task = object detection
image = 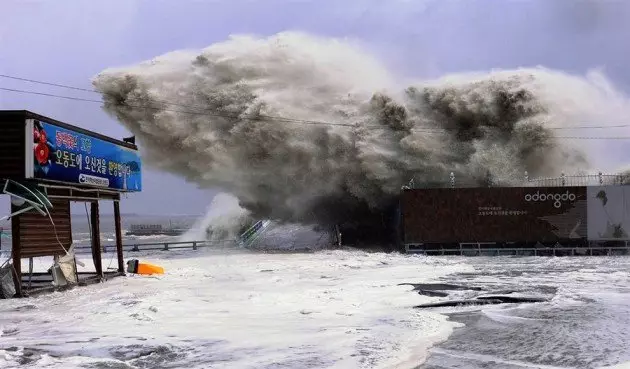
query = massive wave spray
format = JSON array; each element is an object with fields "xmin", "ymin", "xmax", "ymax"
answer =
[{"xmin": 92, "ymin": 32, "xmax": 630, "ymax": 247}]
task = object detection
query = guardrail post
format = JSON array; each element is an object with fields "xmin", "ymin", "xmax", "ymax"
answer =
[
  {"xmin": 164, "ymin": 243, "xmax": 169, "ymax": 251},
  {"xmin": 132, "ymin": 245, "xmax": 139, "ymax": 252},
  {"xmin": 192, "ymin": 241, "xmax": 197, "ymax": 250}
]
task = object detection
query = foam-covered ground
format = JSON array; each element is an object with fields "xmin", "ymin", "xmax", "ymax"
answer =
[
  {"xmin": 0, "ymin": 249, "xmax": 468, "ymax": 369},
  {"xmin": 4, "ymin": 245, "xmax": 630, "ymax": 369},
  {"xmin": 420, "ymin": 256, "xmax": 630, "ymax": 369}
]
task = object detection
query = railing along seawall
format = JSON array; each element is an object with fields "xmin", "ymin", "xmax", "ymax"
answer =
[{"xmin": 69, "ymin": 219, "xmax": 273, "ymax": 254}]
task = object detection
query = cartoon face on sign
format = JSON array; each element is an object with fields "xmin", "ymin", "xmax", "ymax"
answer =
[{"xmin": 33, "ymin": 120, "xmax": 54, "ymax": 175}]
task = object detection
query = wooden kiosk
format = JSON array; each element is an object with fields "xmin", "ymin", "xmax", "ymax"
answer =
[{"xmin": 0, "ymin": 110, "xmax": 142, "ymax": 297}]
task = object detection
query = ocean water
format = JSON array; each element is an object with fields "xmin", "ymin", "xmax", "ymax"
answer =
[
  {"xmin": 0, "ymin": 248, "xmax": 468, "ymax": 369},
  {"xmin": 419, "ymin": 257, "xmax": 630, "ymax": 369},
  {"xmin": 0, "ymin": 214, "xmax": 199, "ymax": 277},
  {"xmin": 1, "ymin": 221, "xmax": 630, "ymax": 368},
  {"xmin": 0, "ymin": 214, "xmax": 198, "ymax": 255}
]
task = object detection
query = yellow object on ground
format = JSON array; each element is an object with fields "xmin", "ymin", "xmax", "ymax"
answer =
[
  {"xmin": 137, "ymin": 262, "xmax": 164, "ymax": 275},
  {"xmin": 126, "ymin": 259, "xmax": 165, "ymax": 275}
]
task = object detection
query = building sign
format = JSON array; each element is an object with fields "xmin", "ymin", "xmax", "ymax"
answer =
[
  {"xmin": 402, "ymin": 186, "xmax": 588, "ymax": 244},
  {"xmin": 26, "ymin": 119, "xmax": 142, "ymax": 191}
]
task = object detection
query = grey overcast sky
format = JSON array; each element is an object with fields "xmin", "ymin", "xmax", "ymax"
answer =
[{"xmin": 1, "ymin": 0, "xmax": 630, "ymax": 216}]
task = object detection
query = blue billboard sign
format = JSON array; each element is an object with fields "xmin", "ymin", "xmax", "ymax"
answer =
[{"xmin": 28, "ymin": 119, "xmax": 142, "ymax": 192}]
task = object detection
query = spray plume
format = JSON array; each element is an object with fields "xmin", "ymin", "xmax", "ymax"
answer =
[
  {"xmin": 178, "ymin": 193, "xmax": 251, "ymax": 244},
  {"xmin": 92, "ymin": 32, "xmax": 630, "ymax": 245}
]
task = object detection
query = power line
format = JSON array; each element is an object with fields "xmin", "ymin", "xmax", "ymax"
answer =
[
  {"xmin": 0, "ymin": 74, "xmax": 358, "ymax": 126},
  {"xmin": 0, "ymin": 73, "xmax": 247, "ymax": 114},
  {"xmin": 1, "ymin": 77, "xmax": 630, "ymax": 140},
  {"xmin": 0, "ymin": 87, "xmax": 103, "ymax": 103},
  {"xmin": 4, "ymin": 73, "xmax": 630, "ymax": 131},
  {"xmin": 0, "ymin": 74, "xmax": 97, "ymax": 94},
  {"xmin": 0, "ymin": 86, "xmax": 357, "ymax": 127}
]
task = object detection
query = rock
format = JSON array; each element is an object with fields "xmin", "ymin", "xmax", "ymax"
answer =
[
  {"xmin": 413, "ymin": 295, "xmax": 549, "ymax": 309},
  {"xmin": 398, "ymin": 283, "xmax": 483, "ymax": 291},
  {"xmin": 417, "ymin": 289, "xmax": 449, "ymax": 297}
]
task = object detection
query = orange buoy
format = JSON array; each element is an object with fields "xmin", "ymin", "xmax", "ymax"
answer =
[{"xmin": 126, "ymin": 259, "xmax": 164, "ymax": 275}]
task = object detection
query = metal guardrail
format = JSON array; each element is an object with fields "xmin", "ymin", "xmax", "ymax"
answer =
[
  {"xmin": 403, "ymin": 172, "xmax": 627, "ymax": 189},
  {"xmin": 71, "ymin": 239, "xmax": 234, "ymax": 253},
  {"xmin": 64, "ymin": 219, "xmax": 274, "ymax": 254},
  {"xmin": 405, "ymin": 245, "xmax": 630, "ymax": 256},
  {"xmin": 526, "ymin": 173, "xmax": 626, "ymax": 187},
  {"xmin": 0, "ymin": 220, "xmax": 274, "ymax": 257},
  {"xmin": 238, "ymin": 220, "xmax": 272, "ymax": 248}
]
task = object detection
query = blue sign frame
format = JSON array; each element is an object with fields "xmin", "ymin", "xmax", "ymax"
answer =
[{"xmin": 28, "ymin": 119, "xmax": 142, "ymax": 192}]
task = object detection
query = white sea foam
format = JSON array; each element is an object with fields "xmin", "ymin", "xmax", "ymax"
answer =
[
  {"xmin": 420, "ymin": 256, "xmax": 630, "ymax": 369},
  {"xmin": 1, "ymin": 250, "xmax": 470, "ymax": 368},
  {"xmin": 93, "ymin": 31, "xmax": 630, "ymax": 241}
]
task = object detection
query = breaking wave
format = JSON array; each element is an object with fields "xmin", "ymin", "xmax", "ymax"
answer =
[
  {"xmin": 178, "ymin": 193, "xmax": 252, "ymax": 243},
  {"xmin": 92, "ymin": 32, "xmax": 630, "ymax": 245}
]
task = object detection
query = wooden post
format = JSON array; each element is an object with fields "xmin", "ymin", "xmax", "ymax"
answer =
[
  {"xmin": 90, "ymin": 201, "xmax": 103, "ymax": 278},
  {"xmin": 28, "ymin": 258, "xmax": 33, "ymax": 289},
  {"xmin": 11, "ymin": 204, "xmax": 22, "ymax": 297},
  {"xmin": 113, "ymin": 200, "xmax": 124, "ymax": 273}
]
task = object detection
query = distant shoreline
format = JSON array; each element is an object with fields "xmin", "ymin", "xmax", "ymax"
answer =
[{"xmin": 71, "ymin": 213, "xmax": 202, "ymax": 218}]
